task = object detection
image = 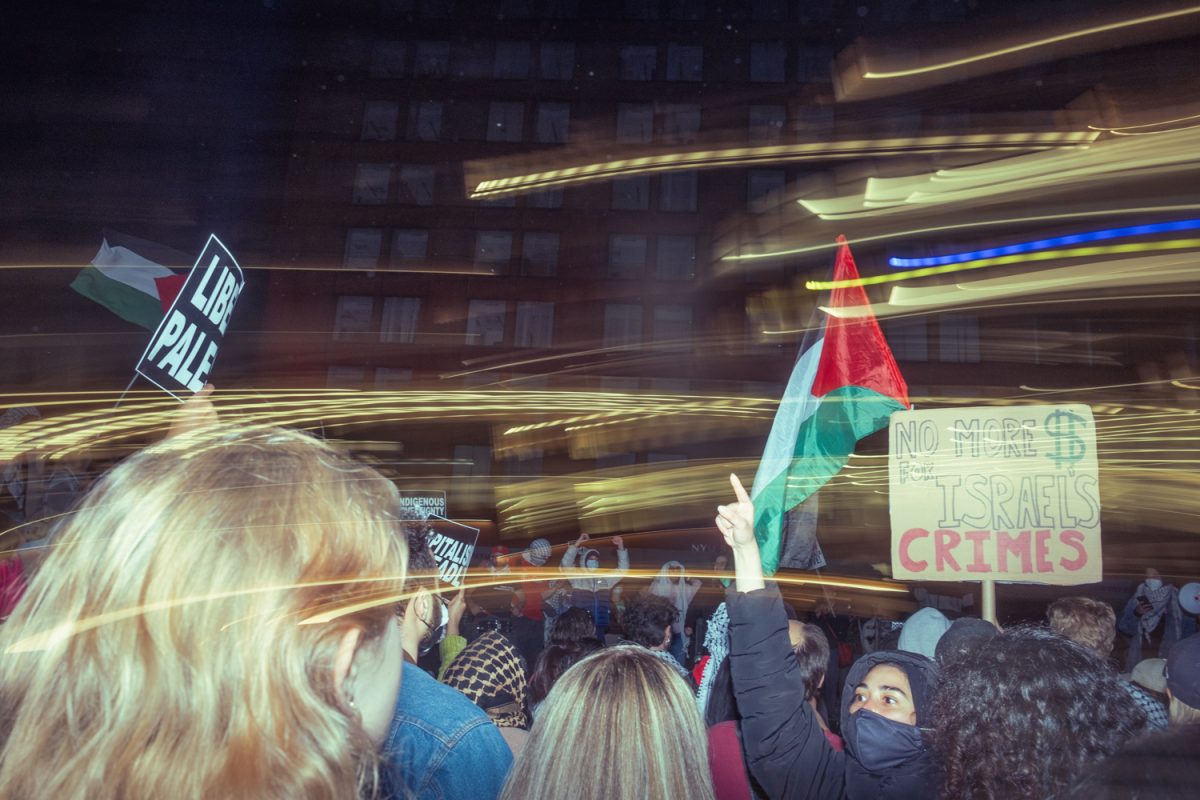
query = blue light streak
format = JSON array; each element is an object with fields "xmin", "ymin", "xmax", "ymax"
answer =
[{"xmin": 888, "ymin": 219, "xmax": 1200, "ymax": 268}]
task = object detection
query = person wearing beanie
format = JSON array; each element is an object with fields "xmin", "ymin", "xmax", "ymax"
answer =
[
  {"xmin": 1166, "ymin": 632, "xmax": 1200, "ymax": 726},
  {"xmin": 933, "ymin": 617, "xmax": 997, "ymax": 665},
  {"xmin": 897, "ymin": 607, "xmax": 951, "ymax": 660},
  {"xmin": 509, "ymin": 538, "xmax": 558, "ymax": 669}
]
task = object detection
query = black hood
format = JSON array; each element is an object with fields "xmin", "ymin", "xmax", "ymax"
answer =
[{"xmin": 839, "ymin": 649, "xmax": 939, "ymax": 759}]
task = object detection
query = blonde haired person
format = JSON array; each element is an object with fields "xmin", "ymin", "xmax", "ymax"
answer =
[
  {"xmin": 0, "ymin": 427, "xmax": 409, "ymax": 800},
  {"xmin": 499, "ymin": 645, "xmax": 716, "ymax": 800}
]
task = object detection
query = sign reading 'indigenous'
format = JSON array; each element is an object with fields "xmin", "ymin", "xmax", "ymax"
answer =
[
  {"xmin": 135, "ymin": 235, "xmax": 244, "ymax": 399},
  {"xmin": 889, "ymin": 405, "xmax": 1101, "ymax": 585}
]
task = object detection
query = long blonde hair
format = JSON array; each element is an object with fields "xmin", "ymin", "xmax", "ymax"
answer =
[
  {"xmin": 0, "ymin": 427, "xmax": 408, "ymax": 800},
  {"xmin": 500, "ymin": 646, "xmax": 716, "ymax": 800}
]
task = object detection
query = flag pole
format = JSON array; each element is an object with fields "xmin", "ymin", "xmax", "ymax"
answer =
[
  {"xmin": 981, "ymin": 579, "xmax": 997, "ymax": 625},
  {"xmin": 113, "ymin": 373, "xmax": 139, "ymax": 409}
]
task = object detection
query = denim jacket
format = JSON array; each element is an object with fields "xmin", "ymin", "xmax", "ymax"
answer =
[{"xmin": 382, "ymin": 661, "xmax": 513, "ymax": 800}]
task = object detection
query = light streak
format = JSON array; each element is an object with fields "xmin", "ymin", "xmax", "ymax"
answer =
[
  {"xmin": 1088, "ymin": 112, "xmax": 1200, "ymax": 132},
  {"xmin": 467, "ymin": 132, "xmax": 1097, "ymax": 198},
  {"xmin": 807, "ymin": 239, "xmax": 1200, "ymax": 290},
  {"xmin": 888, "ymin": 220, "xmax": 1200, "ymax": 268},
  {"xmin": 860, "ymin": 6, "xmax": 1200, "ymax": 79}
]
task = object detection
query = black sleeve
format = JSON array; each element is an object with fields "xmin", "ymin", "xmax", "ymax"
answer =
[{"xmin": 727, "ymin": 584, "xmax": 846, "ymax": 800}]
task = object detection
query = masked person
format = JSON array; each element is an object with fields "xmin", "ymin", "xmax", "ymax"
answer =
[
  {"xmin": 714, "ymin": 474, "xmax": 939, "ymax": 800},
  {"xmin": 1119, "ymin": 568, "xmax": 1187, "ymax": 671},
  {"xmin": 650, "ymin": 560, "xmax": 702, "ymax": 667},
  {"xmin": 560, "ymin": 533, "xmax": 628, "ymax": 641}
]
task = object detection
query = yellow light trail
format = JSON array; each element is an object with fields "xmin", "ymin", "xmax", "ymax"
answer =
[
  {"xmin": 804, "ymin": 238, "xmax": 1200, "ymax": 290},
  {"xmin": 1089, "ymin": 112, "xmax": 1200, "ymax": 132},
  {"xmin": 861, "ymin": 6, "xmax": 1200, "ymax": 79},
  {"xmin": 467, "ymin": 132, "xmax": 1097, "ymax": 198}
]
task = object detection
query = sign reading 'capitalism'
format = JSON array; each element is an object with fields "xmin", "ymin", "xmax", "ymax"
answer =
[
  {"xmin": 135, "ymin": 235, "xmax": 244, "ymax": 399},
  {"xmin": 889, "ymin": 405, "xmax": 1101, "ymax": 585}
]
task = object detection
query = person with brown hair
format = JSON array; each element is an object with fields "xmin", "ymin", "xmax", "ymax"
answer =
[
  {"xmin": 0, "ymin": 426, "xmax": 409, "ymax": 800},
  {"xmin": 499, "ymin": 646, "xmax": 716, "ymax": 800}
]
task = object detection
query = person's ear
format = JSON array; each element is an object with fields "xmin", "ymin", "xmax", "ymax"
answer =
[
  {"xmin": 409, "ymin": 587, "xmax": 432, "ymax": 627},
  {"xmin": 334, "ymin": 627, "xmax": 364, "ymax": 702},
  {"xmin": 663, "ymin": 626, "xmax": 672, "ymax": 647},
  {"xmin": 817, "ymin": 674, "xmax": 826, "ymax": 690}
]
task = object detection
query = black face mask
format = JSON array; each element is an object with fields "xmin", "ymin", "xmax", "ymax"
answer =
[{"xmin": 849, "ymin": 709, "xmax": 927, "ymax": 772}]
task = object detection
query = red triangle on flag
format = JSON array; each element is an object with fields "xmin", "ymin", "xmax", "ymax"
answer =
[
  {"xmin": 154, "ymin": 274, "xmax": 187, "ymax": 314},
  {"xmin": 810, "ymin": 236, "xmax": 910, "ymax": 407}
]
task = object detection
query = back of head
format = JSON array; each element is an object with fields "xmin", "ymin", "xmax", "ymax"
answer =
[
  {"xmin": 528, "ymin": 644, "xmax": 583, "ymax": 709},
  {"xmin": 1047, "ymin": 596, "xmax": 1116, "ymax": 659},
  {"xmin": 549, "ymin": 607, "xmax": 596, "ymax": 646},
  {"xmin": 501, "ymin": 646, "xmax": 715, "ymax": 800},
  {"xmin": 789, "ymin": 621, "xmax": 830, "ymax": 703},
  {"xmin": 1167, "ymin": 633, "xmax": 1200, "ymax": 724},
  {"xmin": 1063, "ymin": 723, "xmax": 1200, "ymax": 800},
  {"xmin": 0, "ymin": 427, "xmax": 408, "ymax": 800},
  {"xmin": 443, "ymin": 631, "xmax": 528, "ymax": 729},
  {"xmin": 932, "ymin": 625, "xmax": 1148, "ymax": 800},
  {"xmin": 934, "ymin": 617, "xmax": 998, "ymax": 666},
  {"xmin": 897, "ymin": 607, "xmax": 951, "ymax": 660},
  {"xmin": 622, "ymin": 592, "xmax": 677, "ymax": 648}
]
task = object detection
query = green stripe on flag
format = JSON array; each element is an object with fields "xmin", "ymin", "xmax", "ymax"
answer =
[
  {"xmin": 70, "ymin": 267, "xmax": 164, "ymax": 330},
  {"xmin": 753, "ymin": 385, "xmax": 907, "ymax": 575}
]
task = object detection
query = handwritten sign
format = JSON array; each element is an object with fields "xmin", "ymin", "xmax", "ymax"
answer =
[
  {"xmin": 889, "ymin": 405, "xmax": 1101, "ymax": 585},
  {"xmin": 135, "ymin": 235, "xmax": 244, "ymax": 399}
]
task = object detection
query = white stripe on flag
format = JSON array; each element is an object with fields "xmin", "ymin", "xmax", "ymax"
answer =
[
  {"xmin": 750, "ymin": 337, "xmax": 825, "ymax": 504},
  {"xmin": 90, "ymin": 239, "xmax": 175, "ymax": 298}
]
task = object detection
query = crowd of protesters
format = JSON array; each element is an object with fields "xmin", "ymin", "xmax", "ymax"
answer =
[{"xmin": 0, "ymin": 420, "xmax": 1198, "ymax": 799}]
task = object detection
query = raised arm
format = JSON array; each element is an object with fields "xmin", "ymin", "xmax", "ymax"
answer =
[
  {"xmin": 609, "ymin": 535, "xmax": 630, "ymax": 586},
  {"xmin": 717, "ymin": 474, "xmax": 845, "ymax": 800}
]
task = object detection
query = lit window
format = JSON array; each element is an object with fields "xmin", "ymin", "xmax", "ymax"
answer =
[
  {"xmin": 535, "ymin": 102, "xmax": 570, "ymax": 143},
  {"xmin": 474, "ymin": 231, "xmax": 513, "ymax": 272},
  {"xmin": 381, "ymin": 298, "xmax": 421, "ymax": 343},
  {"xmin": 515, "ymin": 301, "xmax": 555, "ymax": 347},
  {"xmin": 334, "ymin": 296, "xmax": 373, "ymax": 341},
  {"xmin": 352, "ymin": 163, "xmax": 391, "ymax": 205},
  {"xmin": 466, "ymin": 300, "xmax": 507, "ymax": 346},
  {"xmin": 344, "ymin": 229, "xmax": 382, "ymax": 270},
  {"xmin": 603, "ymin": 304, "xmax": 643, "ymax": 346}
]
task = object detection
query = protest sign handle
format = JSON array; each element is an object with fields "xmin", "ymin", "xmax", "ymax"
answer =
[
  {"xmin": 981, "ymin": 579, "xmax": 997, "ymax": 626},
  {"xmin": 113, "ymin": 373, "xmax": 140, "ymax": 409}
]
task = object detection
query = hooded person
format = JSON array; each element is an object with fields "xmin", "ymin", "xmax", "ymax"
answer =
[
  {"xmin": 560, "ymin": 532, "xmax": 629, "ymax": 640},
  {"xmin": 897, "ymin": 607, "xmax": 951, "ymax": 661},
  {"xmin": 715, "ymin": 473, "xmax": 939, "ymax": 800},
  {"xmin": 1119, "ymin": 568, "xmax": 1185, "ymax": 671},
  {"xmin": 650, "ymin": 560, "xmax": 702, "ymax": 665},
  {"xmin": 442, "ymin": 630, "xmax": 531, "ymax": 757}
]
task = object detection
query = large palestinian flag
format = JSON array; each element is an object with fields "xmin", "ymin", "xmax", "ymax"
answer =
[
  {"xmin": 750, "ymin": 236, "xmax": 910, "ymax": 576},
  {"xmin": 70, "ymin": 239, "xmax": 187, "ymax": 330}
]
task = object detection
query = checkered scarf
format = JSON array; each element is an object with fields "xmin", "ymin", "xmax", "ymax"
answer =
[{"xmin": 441, "ymin": 631, "xmax": 528, "ymax": 728}]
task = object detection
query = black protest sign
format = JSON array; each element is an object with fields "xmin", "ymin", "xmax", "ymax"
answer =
[
  {"xmin": 428, "ymin": 517, "xmax": 479, "ymax": 587},
  {"xmin": 135, "ymin": 234, "xmax": 244, "ymax": 399},
  {"xmin": 398, "ymin": 490, "xmax": 447, "ymax": 521}
]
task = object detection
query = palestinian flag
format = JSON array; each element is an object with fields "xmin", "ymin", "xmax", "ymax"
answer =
[
  {"xmin": 750, "ymin": 236, "xmax": 910, "ymax": 576},
  {"xmin": 70, "ymin": 238, "xmax": 187, "ymax": 330}
]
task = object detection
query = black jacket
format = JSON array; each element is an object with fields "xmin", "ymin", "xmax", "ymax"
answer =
[{"xmin": 727, "ymin": 584, "xmax": 938, "ymax": 800}]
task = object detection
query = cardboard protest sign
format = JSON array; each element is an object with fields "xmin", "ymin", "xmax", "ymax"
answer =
[
  {"xmin": 889, "ymin": 405, "xmax": 1101, "ymax": 585},
  {"xmin": 428, "ymin": 518, "xmax": 479, "ymax": 587},
  {"xmin": 135, "ymin": 235, "xmax": 244, "ymax": 399}
]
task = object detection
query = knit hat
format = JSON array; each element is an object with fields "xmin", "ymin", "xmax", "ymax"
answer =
[
  {"xmin": 442, "ymin": 631, "xmax": 529, "ymax": 728},
  {"xmin": 934, "ymin": 617, "xmax": 998, "ymax": 665},
  {"xmin": 1165, "ymin": 633, "xmax": 1200, "ymax": 709},
  {"xmin": 1130, "ymin": 658, "xmax": 1168, "ymax": 695},
  {"xmin": 523, "ymin": 538, "xmax": 551, "ymax": 567}
]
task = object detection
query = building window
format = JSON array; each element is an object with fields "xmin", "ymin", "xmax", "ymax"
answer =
[
  {"xmin": 399, "ymin": 165, "xmax": 436, "ymax": 205},
  {"xmin": 662, "ymin": 104, "xmax": 701, "ymax": 144},
  {"xmin": 451, "ymin": 41, "xmax": 492, "ymax": 79},
  {"xmin": 665, "ymin": 44, "xmax": 703, "ymax": 81},
  {"xmin": 344, "ymin": 228, "xmax": 383, "ymax": 269},
  {"xmin": 751, "ymin": 41, "xmax": 786, "ymax": 82},
  {"xmin": 656, "ymin": 235, "xmax": 696, "ymax": 280},
  {"xmin": 391, "ymin": 229, "xmax": 428, "ymax": 265},
  {"xmin": 352, "ymin": 163, "xmax": 391, "ymax": 205},
  {"xmin": 521, "ymin": 232, "xmax": 559, "ymax": 276},
  {"xmin": 486, "ymin": 102, "xmax": 524, "ymax": 142},
  {"xmin": 466, "ymin": 300, "xmax": 507, "ymax": 346},
  {"xmin": 653, "ymin": 305, "xmax": 692, "ymax": 347},
  {"xmin": 539, "ymin": 42, "xmax": 576, "ymax": 79},
  {"xmin": 796, "ymin": 46, "xmax": 833, "ymax": 83},
  {"xmin": 333, "ymin": 296, "xmax": 374, "ymax": 341},
  {"xmin": 749, "ymin": 104, "xmax": 786, "ymax": 145},
  {"xmin": 374, "ymin": 367, "xmax": 413, "ymax": 388},
  {"xmin": 381, "ymin": 297, "xmax": 421, "ymax": 343},
  {"xmin": 884, "ymin": 318, "xmax": 929, "ymax": 362},
  {"xmin": 413, "ymin": 41, "xmax": 449, "ymax": 78},
  {"xmin": 612, "ymin": 176, "xmax": 650, "ymax": 210},
  {"xmin": 939, "ymin": 314, "xmax": 981, "ymax": 363},
  {"xmin": 362, "ymin": 101, "xmax": 399, "ymax": 141},
  {"xmin": 327, "ymin": 366, "xmax": 366, "ymax": 388},
  {"xmin": 474, "ymin": 231, "xmax": 513, "ymax": 273},
  {"xmin": 407, "ymin": 100, "xmax": 443, "ymax": 141},
  {"xmin": 535, "ymin": 102, "xmax": 570, "ymax": 143},
  {"xmin": 493, "ymin": 41, "xmax": 531, "ymax": 79},
  {"xmin": 515, "ymin": 301, "xmax": 555, "ymax": 347},
  {"xmin": 369, "ymin": 42, "xmax": 406, "ymax": 78},
  {"xmin": 616, "ymin": 103, "xmax": 654, "ymax": 143},
  {"xmin": 620, "ymin": 45, "xmax": 657, "ymax": 80},
  {"xmin": 747, "ymin": 169, "xmax": 786, "ymax": 211},
  {"xmin": 659, "ymin": 172, "xmax": 697, "ymax": 213},
  {"xmin": 529, "ymin": 189, "xmax": 564, "ymax": 209},
  {"xmin": 608, "ymin": 234, "xmax": 648, "ymax": 279},
  {"xmin": 603, "ymin": 304, "xmax": 643, "ymax": 346}
]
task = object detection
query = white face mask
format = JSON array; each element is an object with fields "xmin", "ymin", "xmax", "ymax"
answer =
[
  {"xmin": 585, "ymin": 557, "xmax": 599, "ymax": 570},
  {"xmin": 1145, "ymin": 578, "xmax": 1163, "ymax": 591}
]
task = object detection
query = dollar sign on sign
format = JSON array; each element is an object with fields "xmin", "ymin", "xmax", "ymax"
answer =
[{"xmin": 1045, "ymin": 409, "xmax": 1086, "ymax": 474}]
